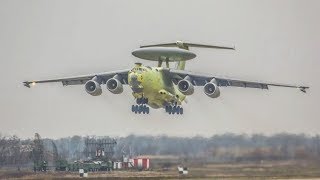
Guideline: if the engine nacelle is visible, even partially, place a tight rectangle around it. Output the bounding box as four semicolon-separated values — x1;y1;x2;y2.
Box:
106;78;123;94
85;80;102;96
178;80;194;95
204;82;220;98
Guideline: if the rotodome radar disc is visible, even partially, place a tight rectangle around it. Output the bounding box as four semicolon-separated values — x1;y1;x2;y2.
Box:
132;47;196;62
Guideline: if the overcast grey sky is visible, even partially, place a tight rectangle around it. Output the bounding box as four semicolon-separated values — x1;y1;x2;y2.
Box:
0;0;319;139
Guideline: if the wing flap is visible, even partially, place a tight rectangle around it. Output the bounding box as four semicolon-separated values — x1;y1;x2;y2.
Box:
225;80;269;89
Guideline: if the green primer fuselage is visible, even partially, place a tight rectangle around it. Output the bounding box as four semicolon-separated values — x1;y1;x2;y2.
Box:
128;64;185;109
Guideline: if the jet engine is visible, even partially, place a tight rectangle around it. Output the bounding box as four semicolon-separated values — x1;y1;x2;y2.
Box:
178;80;194;95
106;78;123;94
85;80;102;96
204;81;220;98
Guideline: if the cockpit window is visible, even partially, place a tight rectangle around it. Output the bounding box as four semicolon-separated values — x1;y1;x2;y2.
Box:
131;67;147;72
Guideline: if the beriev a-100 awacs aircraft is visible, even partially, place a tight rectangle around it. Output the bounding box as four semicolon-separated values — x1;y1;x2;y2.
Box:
23;41;309;115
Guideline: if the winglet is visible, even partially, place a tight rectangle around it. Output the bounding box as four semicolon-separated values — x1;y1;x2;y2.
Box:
23;81;31;88
299;86;309;93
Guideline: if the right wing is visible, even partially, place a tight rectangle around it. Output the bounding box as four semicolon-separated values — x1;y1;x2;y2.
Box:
169;69;309;93
23;69;130;88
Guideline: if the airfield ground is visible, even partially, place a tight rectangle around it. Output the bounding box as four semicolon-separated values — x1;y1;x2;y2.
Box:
1;160;320;179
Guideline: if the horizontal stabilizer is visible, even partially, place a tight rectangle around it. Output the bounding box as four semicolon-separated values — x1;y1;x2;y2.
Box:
140;41;235;50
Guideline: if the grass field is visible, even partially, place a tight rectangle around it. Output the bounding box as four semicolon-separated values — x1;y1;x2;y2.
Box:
1;160;320;179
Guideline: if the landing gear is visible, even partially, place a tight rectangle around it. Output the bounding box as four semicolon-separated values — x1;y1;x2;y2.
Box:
165;105;183;115
136;97;148;104
132;97;150;114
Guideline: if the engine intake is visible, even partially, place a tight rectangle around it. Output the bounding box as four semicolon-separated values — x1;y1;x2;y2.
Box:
178;80;194;95
204;82;220;98
85;80;102;96
106;78;123;94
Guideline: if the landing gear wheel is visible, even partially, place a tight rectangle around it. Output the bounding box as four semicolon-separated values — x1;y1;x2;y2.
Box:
132;103;150;114
173;106;178;114
165;106;169;112
143;105;146;114
137;105;142;114
176;107;180;114
166;105;184;115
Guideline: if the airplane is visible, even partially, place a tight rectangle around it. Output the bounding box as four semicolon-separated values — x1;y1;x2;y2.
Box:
23;41;309;115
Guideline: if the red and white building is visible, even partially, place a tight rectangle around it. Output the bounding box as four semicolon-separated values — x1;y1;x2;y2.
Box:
118;157;150;170
133;158;150;170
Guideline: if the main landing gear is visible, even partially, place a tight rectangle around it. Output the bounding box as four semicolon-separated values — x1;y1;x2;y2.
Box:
132;105;149;114
136;97;148;104
132;97;150;114
165;105;184;115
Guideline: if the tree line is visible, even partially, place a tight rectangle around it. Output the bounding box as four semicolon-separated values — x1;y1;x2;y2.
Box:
0;133;320;166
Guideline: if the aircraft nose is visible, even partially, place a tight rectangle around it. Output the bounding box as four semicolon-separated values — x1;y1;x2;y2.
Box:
129;73;143;93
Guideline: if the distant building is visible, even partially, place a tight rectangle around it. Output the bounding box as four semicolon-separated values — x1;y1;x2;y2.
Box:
122;158;134;168
113;161;122;169
115;157;150;170
133;158;150;170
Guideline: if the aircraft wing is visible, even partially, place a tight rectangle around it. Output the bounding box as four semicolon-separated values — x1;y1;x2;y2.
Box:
169;69;309;93
23;69;130;88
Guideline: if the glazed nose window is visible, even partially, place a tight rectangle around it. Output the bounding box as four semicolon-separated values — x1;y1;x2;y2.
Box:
131;68;144;73
136;68;145;73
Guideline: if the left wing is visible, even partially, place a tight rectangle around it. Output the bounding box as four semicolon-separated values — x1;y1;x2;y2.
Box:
23;69;130;88
169;69;309;93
